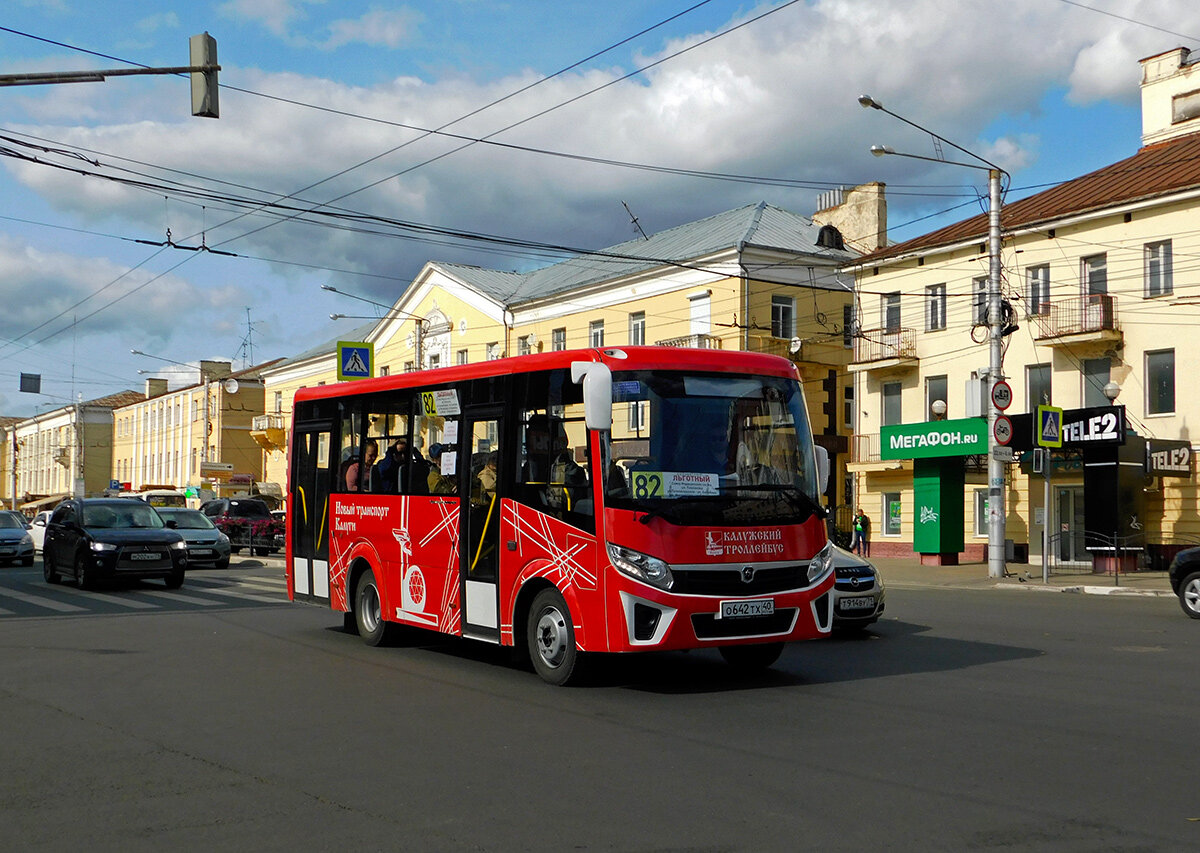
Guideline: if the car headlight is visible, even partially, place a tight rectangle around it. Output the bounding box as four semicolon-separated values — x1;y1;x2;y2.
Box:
91;541;118;552
216;532;230;545
806;542;835;584
170;540;189;550
607;542;673;590
20;534;33;546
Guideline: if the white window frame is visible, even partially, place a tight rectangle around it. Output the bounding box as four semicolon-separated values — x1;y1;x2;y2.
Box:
629;312;645;346
1145;240;1173;298
1146;349;1175;415
926;283;946;331
1027;265;1050;315
1082;253;1107;295
589;321;604;347
882;292;900;332
771;295;795;339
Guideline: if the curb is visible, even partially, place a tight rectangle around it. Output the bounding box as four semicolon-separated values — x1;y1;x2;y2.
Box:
994;583;1174;598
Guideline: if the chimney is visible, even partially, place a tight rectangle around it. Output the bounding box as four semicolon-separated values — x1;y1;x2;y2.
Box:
812;182;887;253
144;378;169;399
1140;47;1200;146
199;360;233;382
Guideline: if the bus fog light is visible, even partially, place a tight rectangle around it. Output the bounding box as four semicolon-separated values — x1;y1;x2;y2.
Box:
607;543;673;591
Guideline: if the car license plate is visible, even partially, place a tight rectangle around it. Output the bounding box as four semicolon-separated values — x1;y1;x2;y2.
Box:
130;552;161;561
191;549;212;556
718;598;774;619
840;595;875;610
0;547;13;556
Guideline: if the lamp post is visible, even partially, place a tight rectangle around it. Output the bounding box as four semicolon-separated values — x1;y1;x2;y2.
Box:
860;95;1010;579
322;285;426;370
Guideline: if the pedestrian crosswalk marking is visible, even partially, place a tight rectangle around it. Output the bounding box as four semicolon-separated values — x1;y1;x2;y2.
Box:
137;589;223;607
54;585;159;609
0;587;87;613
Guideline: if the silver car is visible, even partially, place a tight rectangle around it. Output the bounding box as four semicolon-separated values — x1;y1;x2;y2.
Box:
831;544;886;630
0;511;35;567
155;507;232;570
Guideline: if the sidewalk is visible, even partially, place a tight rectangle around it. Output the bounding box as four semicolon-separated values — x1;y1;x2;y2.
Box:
868;554;1175;598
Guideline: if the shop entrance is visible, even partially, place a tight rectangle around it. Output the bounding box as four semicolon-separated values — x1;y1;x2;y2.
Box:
1055;486;1088;565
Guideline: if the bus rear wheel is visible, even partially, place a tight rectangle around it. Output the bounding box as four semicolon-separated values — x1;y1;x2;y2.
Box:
719;642;785;671
354;569;395;647
527;588;582;686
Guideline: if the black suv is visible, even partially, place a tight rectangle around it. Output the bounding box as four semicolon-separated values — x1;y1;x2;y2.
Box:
42;498;187;589
1168;548;1200;619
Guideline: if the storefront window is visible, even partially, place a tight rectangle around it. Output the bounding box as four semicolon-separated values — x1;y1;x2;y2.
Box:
883;492;902;536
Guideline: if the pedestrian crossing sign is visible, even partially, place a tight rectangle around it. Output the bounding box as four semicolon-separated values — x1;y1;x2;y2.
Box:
337;341;373;381
1036;404;1063;448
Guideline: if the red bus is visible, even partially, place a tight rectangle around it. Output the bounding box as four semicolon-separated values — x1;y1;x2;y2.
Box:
286;346;835;684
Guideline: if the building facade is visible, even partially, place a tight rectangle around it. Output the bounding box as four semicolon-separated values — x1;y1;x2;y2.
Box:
846;47;1200;570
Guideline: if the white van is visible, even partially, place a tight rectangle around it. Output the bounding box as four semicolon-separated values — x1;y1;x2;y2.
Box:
120;489;187;508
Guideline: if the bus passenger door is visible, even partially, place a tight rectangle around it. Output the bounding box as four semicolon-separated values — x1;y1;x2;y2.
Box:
290;426;333;602
460;408;502;641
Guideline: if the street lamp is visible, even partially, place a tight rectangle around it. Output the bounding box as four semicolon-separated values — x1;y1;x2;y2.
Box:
322;285;426;370
861;94;1010;579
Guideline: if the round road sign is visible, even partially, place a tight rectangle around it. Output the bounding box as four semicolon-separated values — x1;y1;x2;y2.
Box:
993;414;1013;445
991;380;1013;411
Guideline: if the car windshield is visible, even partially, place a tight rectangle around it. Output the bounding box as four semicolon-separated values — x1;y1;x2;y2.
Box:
0;514;24;529
82;503;165;529
157;509;215;530
603;370;822;526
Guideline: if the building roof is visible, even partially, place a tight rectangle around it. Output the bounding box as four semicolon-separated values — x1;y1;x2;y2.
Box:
438;202;854;306
84;390;145;409
267;321;378;371
859;132;1200;264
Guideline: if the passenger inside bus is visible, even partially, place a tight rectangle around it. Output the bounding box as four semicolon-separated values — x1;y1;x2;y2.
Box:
474;452;498;503
521;414;588;512
345;439;378;492
426;443;457;494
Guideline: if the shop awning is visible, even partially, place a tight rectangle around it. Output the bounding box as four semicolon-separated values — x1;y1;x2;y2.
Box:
20;493;69;512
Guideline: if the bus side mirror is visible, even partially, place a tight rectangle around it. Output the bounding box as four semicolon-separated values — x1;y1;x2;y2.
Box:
815;445;830;494
571;361;613;431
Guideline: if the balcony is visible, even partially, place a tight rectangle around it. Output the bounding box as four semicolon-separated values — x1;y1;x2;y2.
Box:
845;432;906;472
250;414;287;451
744;334;795;359
655;333;723;349
848;327;918;374
1030;294;1122;347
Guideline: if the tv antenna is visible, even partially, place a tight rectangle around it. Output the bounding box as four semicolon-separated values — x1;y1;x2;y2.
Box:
622;201;649;240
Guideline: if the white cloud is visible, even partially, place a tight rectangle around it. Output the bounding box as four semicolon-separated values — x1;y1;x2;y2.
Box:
320;8;422;50
218;0;322;38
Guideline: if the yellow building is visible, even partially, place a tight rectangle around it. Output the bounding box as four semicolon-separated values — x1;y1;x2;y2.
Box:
261;195;886;507
112;360;281;504
846;47;1200;571
6;391;144;514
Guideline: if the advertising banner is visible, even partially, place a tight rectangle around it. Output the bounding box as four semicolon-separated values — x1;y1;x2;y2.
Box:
880;418;988;460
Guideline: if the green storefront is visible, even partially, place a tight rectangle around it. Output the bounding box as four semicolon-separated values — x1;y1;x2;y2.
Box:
880;418;988;564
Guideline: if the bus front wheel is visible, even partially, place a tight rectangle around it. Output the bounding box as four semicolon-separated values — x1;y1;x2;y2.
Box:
527;588;582;686
354;569;395;647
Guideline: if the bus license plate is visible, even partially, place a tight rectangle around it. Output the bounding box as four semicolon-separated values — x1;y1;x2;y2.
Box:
718;598;774;619
840;595;875;610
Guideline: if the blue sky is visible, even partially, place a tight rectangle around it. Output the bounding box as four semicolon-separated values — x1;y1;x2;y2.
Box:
1;0;1197;416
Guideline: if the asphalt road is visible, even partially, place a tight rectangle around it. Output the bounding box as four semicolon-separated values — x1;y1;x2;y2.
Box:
0;560;1195;851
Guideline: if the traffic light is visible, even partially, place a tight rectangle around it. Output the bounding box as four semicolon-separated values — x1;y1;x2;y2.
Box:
190;32;219;118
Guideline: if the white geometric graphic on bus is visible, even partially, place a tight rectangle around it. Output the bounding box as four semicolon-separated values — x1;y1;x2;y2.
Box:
504;503;595;590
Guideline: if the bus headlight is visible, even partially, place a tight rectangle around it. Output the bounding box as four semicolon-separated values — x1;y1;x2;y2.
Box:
806;542;835;585
607;543;673;591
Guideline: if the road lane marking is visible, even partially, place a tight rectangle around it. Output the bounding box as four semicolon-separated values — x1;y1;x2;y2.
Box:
50;585;160;609
0;587;87;613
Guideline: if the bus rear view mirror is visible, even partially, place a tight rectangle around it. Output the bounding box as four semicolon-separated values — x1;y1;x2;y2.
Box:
815;445;830;493
571;361;613;431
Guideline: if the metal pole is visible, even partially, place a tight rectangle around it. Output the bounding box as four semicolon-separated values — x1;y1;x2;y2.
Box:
1042;452;1051;583
987;168;1006;579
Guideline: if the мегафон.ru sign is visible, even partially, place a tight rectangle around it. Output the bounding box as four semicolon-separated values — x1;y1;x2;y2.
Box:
881;418;989;460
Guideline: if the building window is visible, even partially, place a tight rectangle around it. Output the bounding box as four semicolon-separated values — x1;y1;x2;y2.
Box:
273;391;282;414
973;276;988;324
1082;357;1111;408
974;489;988;537
844;383;855;429
882;293;900;333
1082;253;1107;295
1026;364;1051;410
428;353;440;370
689;293;711;336
456;349;469;365
882;381;902;426
1027;265;1050;315
552;328;566;351
843;303;856;348
486;343;500;361
883;492;902;536
589;321;604;347
1146;349;1175;415
926;283;946;331
517;336;531;356
629;311;645;346
379;365;390;377
771;295;795;338
925;375;948;420
1145;240;1173;297
403;361;414;373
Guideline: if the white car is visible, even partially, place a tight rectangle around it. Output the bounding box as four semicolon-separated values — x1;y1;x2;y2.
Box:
830;544;886;630
28;510;51;553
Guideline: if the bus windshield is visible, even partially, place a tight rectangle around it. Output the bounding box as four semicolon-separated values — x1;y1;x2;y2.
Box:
603;370;823;526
